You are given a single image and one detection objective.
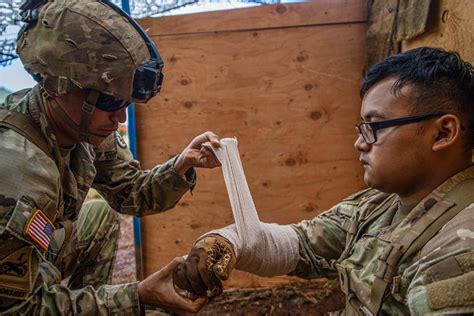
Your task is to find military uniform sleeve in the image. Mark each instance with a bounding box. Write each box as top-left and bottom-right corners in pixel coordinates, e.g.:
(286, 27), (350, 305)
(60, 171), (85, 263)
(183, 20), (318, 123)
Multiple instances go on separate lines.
(7, 277), (142, 315)
(1, 244), (143, 315)
(92, 132), (196, 216)
(288, 189), (374, 279)
(405, 203), (474, 315)
(0, 131), (142, 315)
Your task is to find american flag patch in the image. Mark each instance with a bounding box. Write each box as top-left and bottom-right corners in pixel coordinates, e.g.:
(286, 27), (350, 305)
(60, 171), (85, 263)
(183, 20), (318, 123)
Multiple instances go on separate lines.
(25, 209), (55, 251)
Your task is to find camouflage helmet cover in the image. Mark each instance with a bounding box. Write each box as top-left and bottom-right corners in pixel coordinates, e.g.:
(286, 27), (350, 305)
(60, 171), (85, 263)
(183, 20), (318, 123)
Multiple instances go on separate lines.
(17, 0), (156, 103)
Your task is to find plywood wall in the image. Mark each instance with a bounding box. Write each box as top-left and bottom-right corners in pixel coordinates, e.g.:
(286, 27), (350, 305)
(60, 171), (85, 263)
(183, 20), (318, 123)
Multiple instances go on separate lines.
(402, 0), (473, 62)
(136, 0), (368, 288)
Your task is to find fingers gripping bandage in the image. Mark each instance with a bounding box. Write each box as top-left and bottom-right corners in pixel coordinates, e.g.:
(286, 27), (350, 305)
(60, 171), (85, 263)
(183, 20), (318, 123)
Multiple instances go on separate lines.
(203, 138), (299, 276)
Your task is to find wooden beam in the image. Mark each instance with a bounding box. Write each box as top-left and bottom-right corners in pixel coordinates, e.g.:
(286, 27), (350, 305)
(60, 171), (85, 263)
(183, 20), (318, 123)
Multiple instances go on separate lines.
(139, 0), (367, 36)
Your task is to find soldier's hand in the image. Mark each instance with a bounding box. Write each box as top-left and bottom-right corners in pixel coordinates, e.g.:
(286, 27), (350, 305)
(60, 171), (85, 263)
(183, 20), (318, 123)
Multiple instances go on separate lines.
(138, 257), (208, 313)
(173, 235), (236, 298)
(174, 131), (221, 177)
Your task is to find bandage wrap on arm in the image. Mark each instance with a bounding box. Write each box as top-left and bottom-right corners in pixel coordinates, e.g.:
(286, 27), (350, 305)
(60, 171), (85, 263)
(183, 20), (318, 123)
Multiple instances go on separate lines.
(202, 138), (300, 277)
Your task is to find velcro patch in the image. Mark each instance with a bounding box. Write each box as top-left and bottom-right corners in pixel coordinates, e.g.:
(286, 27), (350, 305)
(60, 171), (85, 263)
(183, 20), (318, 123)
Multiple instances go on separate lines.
(0, 246), (37, 300)
(423, 256), (463, 284)
(25, 209), (55, 251)
(427, 271), (474, 310)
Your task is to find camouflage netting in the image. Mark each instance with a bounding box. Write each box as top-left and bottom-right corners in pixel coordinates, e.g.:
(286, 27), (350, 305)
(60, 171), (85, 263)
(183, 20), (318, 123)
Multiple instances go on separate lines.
(0, 0), (21, 66)
(0, 0), (22, 35)
(0, 0), (280, 67)
(0, 38), (16, 66)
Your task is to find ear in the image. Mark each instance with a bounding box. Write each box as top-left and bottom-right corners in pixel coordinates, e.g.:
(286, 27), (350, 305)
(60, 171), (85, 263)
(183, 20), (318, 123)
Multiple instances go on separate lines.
(432, 114), (463, 152)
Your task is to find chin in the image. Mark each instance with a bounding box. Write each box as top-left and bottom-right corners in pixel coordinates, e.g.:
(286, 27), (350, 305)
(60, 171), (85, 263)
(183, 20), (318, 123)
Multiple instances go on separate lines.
(365, 177), (395, 194)
(364, 177), (375, 189)
(92, 131), (114, 137)
(363, 169), (373, 187)
(364, 171), (384, 192)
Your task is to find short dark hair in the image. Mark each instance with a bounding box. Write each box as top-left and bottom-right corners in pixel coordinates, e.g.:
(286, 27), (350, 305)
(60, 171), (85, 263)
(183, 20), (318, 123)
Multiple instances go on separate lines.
(361, 47), (474, 149)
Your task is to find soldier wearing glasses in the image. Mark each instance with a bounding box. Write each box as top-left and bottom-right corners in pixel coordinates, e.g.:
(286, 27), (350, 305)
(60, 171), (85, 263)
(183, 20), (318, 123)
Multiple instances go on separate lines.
(174, 47), (474, 315)
(0, 0), (219, 314)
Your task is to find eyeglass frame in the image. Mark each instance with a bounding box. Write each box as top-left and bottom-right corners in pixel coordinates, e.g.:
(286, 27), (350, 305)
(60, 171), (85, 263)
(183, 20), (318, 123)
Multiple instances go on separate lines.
(354, 112), (446, 144)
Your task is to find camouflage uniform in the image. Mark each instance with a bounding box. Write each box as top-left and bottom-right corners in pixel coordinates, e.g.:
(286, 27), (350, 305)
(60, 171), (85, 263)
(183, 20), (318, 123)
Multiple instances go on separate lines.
(0, 86), (196, 314)
(290, 165), (474, 315)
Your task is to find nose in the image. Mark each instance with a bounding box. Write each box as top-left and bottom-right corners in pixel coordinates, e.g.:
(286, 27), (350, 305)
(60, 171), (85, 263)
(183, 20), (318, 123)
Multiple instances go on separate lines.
(354, 134), (370, 152)
(110, 106), (127, 124)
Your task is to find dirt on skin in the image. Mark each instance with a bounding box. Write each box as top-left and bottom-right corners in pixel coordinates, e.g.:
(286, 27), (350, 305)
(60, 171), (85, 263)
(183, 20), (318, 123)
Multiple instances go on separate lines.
(146, 278), (345, 316)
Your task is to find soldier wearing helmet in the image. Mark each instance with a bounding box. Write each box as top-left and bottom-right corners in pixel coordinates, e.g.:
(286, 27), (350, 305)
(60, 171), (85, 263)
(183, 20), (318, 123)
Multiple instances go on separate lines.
(0, 0), (216, 313)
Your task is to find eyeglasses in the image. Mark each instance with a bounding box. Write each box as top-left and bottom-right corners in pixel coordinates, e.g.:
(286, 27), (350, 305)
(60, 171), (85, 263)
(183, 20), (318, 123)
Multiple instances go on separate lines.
(95, 93), (131, 112)
(355, 112), (445, 144)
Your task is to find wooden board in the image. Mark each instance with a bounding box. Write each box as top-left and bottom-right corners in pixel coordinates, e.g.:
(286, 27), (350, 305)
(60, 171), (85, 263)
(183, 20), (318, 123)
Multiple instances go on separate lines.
(402, 0), (474, 63)
(137, 0), (368, 288)
(139, 0), (367, 36)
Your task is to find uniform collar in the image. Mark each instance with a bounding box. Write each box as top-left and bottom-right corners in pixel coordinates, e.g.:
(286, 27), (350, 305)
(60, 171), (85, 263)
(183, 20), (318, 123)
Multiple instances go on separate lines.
(429, 164), (474, 200)
(392, 164), (474, 240)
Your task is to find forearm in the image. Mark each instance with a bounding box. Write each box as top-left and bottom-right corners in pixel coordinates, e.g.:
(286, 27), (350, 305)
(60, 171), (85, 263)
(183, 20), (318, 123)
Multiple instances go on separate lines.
(207, 215), (348, 279)
(286, 201), (355, 279)
(288, 224), (340, 279)
(4, 282), (142, 315)
(94, 156), (195, 216)
(204, 222), (300, 277)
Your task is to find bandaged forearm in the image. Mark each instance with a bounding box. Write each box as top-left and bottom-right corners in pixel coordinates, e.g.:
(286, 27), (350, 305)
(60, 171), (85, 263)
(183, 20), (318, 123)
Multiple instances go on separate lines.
(203, 138), (300, 277)
(206, 222), (299, 277)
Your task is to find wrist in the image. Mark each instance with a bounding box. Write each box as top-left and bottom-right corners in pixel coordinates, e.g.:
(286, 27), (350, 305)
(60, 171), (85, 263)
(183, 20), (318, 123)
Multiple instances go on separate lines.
(174, 150), (193, 177)
(138, 280), (158, 308)
(137, 281), (148, 306)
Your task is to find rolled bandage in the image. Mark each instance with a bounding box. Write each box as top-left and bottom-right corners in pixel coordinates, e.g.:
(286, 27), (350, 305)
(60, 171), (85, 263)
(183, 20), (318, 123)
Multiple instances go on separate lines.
(203, 138), (299, 277)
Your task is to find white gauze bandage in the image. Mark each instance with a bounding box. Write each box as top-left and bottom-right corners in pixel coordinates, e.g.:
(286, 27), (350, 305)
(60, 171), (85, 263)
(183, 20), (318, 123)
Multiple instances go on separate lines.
(203, 138), (300, 277)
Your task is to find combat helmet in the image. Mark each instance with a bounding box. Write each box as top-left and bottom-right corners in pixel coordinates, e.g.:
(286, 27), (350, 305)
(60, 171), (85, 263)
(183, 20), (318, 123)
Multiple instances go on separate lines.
(16, 0), (164, 144)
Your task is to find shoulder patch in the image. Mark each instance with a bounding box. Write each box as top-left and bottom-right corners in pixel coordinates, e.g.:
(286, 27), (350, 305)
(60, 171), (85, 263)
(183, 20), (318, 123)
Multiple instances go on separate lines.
(94, 133), (117, 161)
(116, 131), (128, 149)
(25, 209), (55, 251)
(0, 246), (38, 300)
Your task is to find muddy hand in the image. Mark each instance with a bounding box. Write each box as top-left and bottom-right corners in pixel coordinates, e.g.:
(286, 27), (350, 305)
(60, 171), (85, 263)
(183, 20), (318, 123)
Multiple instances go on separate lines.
(173, 235), (236, 298)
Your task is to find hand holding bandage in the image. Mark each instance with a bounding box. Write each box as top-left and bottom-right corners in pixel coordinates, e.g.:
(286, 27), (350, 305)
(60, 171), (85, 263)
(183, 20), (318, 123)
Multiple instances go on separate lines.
(173, 138), (299, 298)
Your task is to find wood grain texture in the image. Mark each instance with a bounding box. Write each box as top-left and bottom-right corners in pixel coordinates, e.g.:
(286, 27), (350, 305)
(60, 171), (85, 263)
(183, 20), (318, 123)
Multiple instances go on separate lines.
(137, 1), (367, 288)
(402, 0), (473, 63)
(139, 0), (367, 36)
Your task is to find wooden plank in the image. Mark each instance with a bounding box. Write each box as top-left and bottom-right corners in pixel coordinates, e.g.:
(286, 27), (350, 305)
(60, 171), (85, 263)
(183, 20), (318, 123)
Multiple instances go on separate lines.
(137, 1), (367, 288)
(139, 0), (367, 36)
(402, 0), (474, 63)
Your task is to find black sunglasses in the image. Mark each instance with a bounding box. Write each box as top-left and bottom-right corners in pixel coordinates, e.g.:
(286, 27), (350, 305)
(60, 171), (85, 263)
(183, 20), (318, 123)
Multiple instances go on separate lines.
(95, 93), (131, 112)
(355, 112), (445, 144)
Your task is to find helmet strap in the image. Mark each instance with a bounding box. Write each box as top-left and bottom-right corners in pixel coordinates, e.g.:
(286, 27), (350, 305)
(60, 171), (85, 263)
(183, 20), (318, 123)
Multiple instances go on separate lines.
(79, 90), (100, 144)
(41, 87), (79, 133)
(41, 87), (106, 147)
